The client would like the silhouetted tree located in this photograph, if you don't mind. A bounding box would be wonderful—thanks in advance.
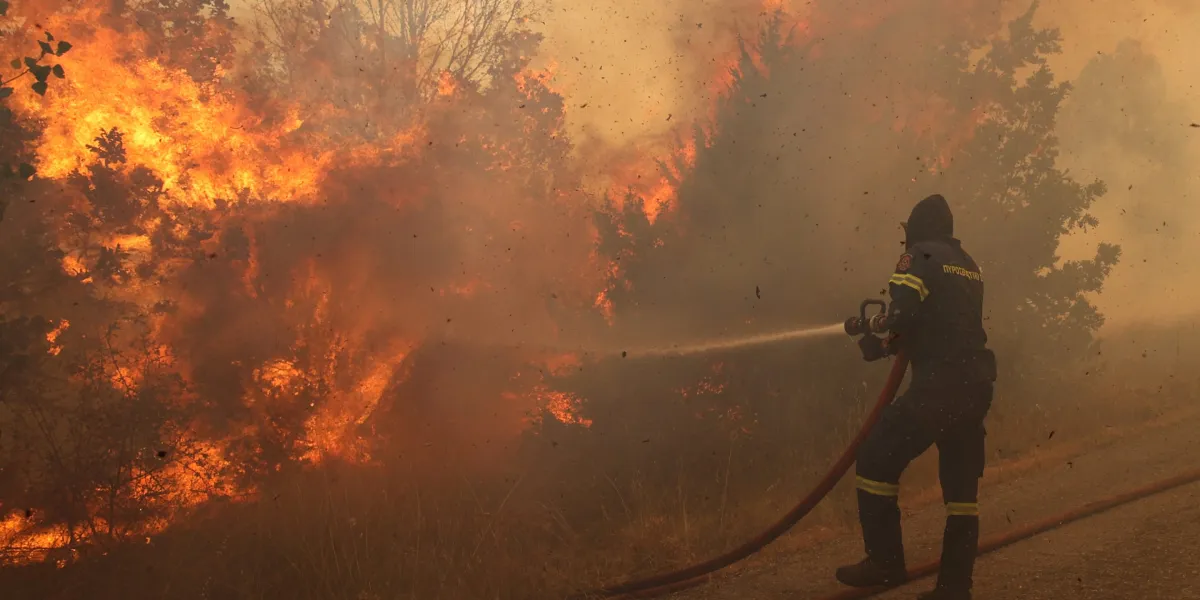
[929,4,1119,389]
[589,3,1117,401]
[246,0,537,135]
[0,4,72,220]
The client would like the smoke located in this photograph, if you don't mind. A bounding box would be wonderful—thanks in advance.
[536,0,768,148]
[27,0,1192,459]
[537,0,1200,335]
[227,0,1200,342]
[1039,0,1200,328]
[159,89,607,462]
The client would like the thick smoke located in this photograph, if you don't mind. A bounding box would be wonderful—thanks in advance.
[1048,1,1200,327]
[538,0,1200,333]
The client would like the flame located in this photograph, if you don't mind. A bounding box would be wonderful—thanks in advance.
[0,435,241,566]
[593,257,621,323]
[436,71,460,97]
[605,135,699,222]
[0,512,71,566]
[45,319,69,355]
[514,59,561,100]
[538,387,593,428]
[255,359,305,396]
[885,91,990,171]
[300,348,409,463]
[18,21,331,210]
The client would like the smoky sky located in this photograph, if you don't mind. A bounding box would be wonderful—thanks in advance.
[536,0,1200,331]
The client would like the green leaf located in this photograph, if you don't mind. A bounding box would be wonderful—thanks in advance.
[0,87,12,99]
[31,81,47,96]
[45,32,54,42]
[0,0,9,16]
[38,41,53,56]
[9,59,20,70]
[23,57,37,69]
[18,163,35,179]
[31,64,51,82]
[52,64,64,79]
[55,41,73,56]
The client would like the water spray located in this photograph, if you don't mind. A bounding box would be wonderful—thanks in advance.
[622,300,887,358]
[452,323,848,361]
[618,323,846,359]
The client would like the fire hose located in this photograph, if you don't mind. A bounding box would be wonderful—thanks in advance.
[572,302,1200,599]
[571,339,913,600]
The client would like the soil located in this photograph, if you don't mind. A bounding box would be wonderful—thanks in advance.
[669,411,1200,599]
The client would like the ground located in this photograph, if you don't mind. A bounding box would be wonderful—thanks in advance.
[669,409,1200,600]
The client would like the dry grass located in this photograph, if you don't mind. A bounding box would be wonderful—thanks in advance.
[1,373,1191,600]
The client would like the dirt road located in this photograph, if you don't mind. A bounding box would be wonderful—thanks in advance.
[672,412,1200,600]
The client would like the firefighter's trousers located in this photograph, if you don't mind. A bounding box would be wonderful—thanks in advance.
[854,380,993,592]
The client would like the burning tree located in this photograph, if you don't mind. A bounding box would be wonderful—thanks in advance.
[0,118,234,561]
[0,0,595,572]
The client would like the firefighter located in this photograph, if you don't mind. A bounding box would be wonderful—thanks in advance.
[836,194,997,600]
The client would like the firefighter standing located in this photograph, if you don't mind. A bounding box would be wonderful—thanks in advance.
[836,194,997,600]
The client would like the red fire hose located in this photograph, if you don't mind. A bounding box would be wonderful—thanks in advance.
[575,352,1200,600]
[572,353,913,599]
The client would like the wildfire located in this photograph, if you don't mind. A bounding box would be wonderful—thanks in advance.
[604,135,700,223]
[255,359,306,395]
[538,387,593,428]
[45,319,69,355]
[0,512,70,566]
[437,71,460,98]
[0,435,240,567]
[299,348,410,463]
[514,59,561,100]
[593,256,621,323]
[0,0,1008,574]
[18,20,329,210]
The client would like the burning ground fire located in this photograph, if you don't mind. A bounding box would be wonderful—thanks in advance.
[0,0,1000,569]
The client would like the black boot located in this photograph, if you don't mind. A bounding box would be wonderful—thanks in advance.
[937,514,979,593]
[917,586,972,600]
[835,556,908,588]
[856,488,907,572]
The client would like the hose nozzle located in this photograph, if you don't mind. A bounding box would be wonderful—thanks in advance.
[844,316,868,337]
[847,299,888,337]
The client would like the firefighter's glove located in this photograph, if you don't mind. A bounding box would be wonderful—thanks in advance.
[857,334,888,362]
